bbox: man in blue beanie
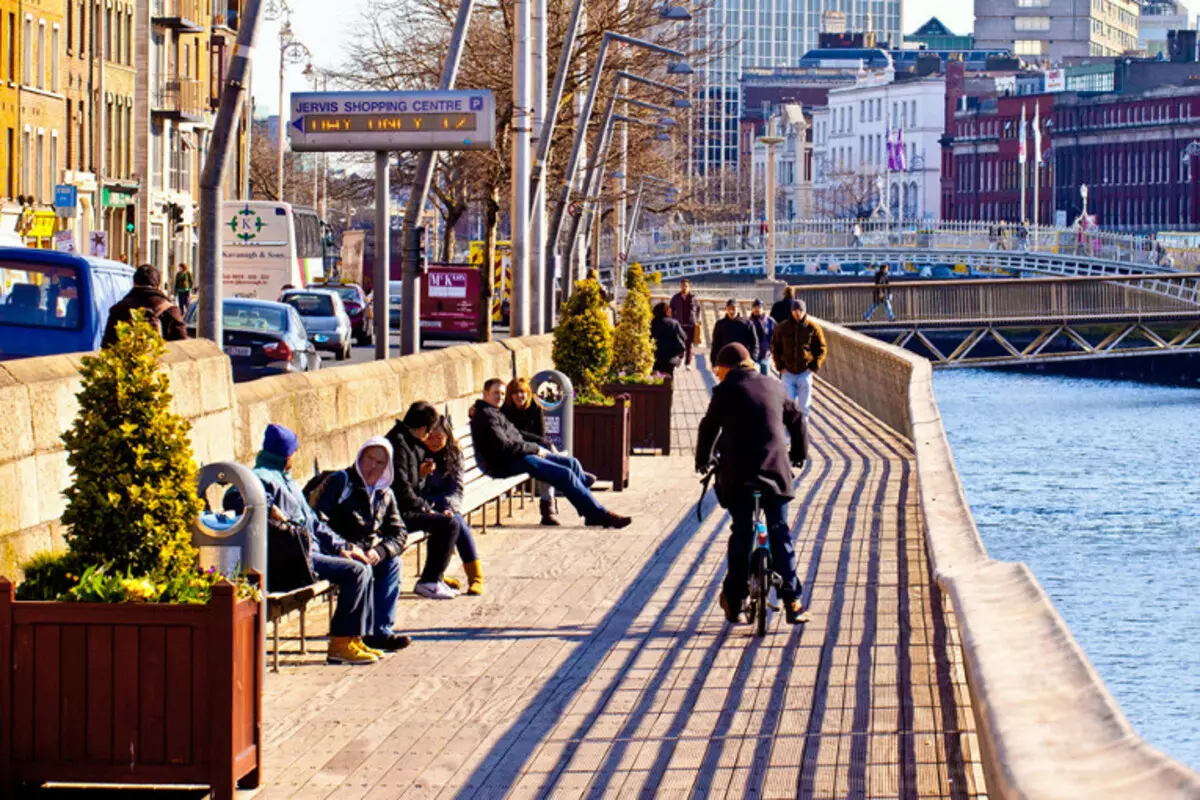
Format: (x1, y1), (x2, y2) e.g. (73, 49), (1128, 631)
(253, 423), (396, 665)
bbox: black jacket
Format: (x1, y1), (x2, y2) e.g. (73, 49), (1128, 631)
(314, 469), (407, 559)
(384, 423), (435, 516)
(695, 368), (807, 507)
(769, 297), (793, 324)
(710, 315), (759, 362)
(502, 401), (550, 447)
(651, 316), (687, 369)
(470, 399), (541, 478)
(102, 286), (188, 347)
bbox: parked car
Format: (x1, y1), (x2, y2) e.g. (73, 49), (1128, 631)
(185, 298), (320, 381)
(388, 280), (403, 328)
(280, 288), (352, 360)
(310, 281), (372, 346)
(0, 247), (135, 359)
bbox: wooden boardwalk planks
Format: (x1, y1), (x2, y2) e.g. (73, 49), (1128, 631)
(251, 355), (986, 800)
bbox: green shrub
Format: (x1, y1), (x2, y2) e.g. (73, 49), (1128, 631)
(60, 315), (204, 579)
(552, 278), (613, 404)
(14, 550), (83, 600)
(611, 263), (654, 379)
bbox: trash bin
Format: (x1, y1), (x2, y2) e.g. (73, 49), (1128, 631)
(532, 369), (575, 455)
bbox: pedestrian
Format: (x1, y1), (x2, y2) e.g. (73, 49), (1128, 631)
(102, 264), (188, 347)
(502, 377), (560, 526)
(312, 437), (413, 653)
(852, 221), (863, 248)
(863, 264), (895, 321)
(748, 299), (776, 375)
(669, 278), (701, 371)
(710, 298), (759, 362)
(758, 217), (768, 246)
(421, 417), (485, 596)
(471, 379), (631, 528)
(385, 402), (463, 600)
(770, 299), (827, 418)
(769, 285), (795, 324)
(173, 263), (193, 311)
(650, 301), (688, 377)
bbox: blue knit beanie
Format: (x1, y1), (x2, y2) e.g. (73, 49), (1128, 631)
(262, 424), (300, 458)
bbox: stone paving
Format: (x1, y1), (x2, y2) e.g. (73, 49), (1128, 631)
(251, 352), (987, 800)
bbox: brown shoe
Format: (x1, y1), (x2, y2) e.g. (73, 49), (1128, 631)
(718, 592), (741, 624)
(785, 600), (811, 625)
(586, 512), (631, 529)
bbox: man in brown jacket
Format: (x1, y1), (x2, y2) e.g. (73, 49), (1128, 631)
(101, 264), (188, 347)
(770, 299), (827, 418)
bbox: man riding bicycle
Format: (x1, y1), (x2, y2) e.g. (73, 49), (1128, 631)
(696, 342), (809, 625)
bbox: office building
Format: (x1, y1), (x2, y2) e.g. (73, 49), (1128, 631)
(975, 0), (1140, 60)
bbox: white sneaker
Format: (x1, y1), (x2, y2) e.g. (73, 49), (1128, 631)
(415, 581), (458, 600)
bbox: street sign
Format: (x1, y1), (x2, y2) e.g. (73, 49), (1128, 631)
(567, 201), (581, 218)
(287, 90), (496, 153)
(54, 184), (78, 218)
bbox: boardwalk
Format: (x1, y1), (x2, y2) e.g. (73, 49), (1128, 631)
(253, 354), (986, 799)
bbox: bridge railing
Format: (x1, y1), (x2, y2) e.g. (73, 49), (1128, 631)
(793, 273), (1200, 326)
(609, 219), (1198, 270)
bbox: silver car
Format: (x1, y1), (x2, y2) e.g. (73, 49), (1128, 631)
(280, 288), (353, 361)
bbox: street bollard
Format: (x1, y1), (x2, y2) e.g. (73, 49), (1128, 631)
(532, 369), (575, 455)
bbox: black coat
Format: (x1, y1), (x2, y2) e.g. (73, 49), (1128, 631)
(769, 297), (793, 324)
(102, 286), (188, 347)
(502, 401), (550, 447)
(651, 316), (687, 369)
(710, 315), (759, 362)
(695, 368), (807, 507)
(470, 400), (542, 478)
(384, 423), (435, 516)
(314, 468), (407, 559)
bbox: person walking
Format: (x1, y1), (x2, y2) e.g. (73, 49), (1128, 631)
(669, 278), (701, 370)
(650, 301), (687, 377)
(748, 299), (776, 375)
(696, 343), (808, 625)
(102, 264), (188, 347)
(173, 263), (193, 311)
(421, 417), (485, 596)
(769, 286), (795, 324)
(471, 379), (631, 529)
(863, 264), (895, 321)
(852, 221), (863, 248)
(502, 377), (561, 526)
(385, 402), (462, 600)
(710, 298), (759, 363)
(313, 437), (412, 652)
(770, 299), (827, 417)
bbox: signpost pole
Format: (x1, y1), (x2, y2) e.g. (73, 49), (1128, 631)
(530, 0), (547, 334)
(374, 152), (391, 360)
(510, 0), (531, 337)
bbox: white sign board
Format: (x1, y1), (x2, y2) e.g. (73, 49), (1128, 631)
(1045, 69), (1066, 93)
(54, 230), (76, 253)
(288, 90), (496, 153)
(89, 231), (108, 258)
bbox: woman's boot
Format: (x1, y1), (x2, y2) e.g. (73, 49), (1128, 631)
(540, 497), (560, 526)
(464, 560), (485, 596)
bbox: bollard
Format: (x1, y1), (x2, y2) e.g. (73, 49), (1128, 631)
(532, 369), (575, 455)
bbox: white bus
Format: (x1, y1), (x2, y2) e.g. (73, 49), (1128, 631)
(222, 201), (326, 300)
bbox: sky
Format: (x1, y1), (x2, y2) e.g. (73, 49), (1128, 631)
(250, 0), (974, 119)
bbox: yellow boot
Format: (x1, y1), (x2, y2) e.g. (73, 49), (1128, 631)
(443, 576), (463, 591)
(464, 560), (485, 596)
(327, 636), (377, 665)
(355, 637), (385, 659)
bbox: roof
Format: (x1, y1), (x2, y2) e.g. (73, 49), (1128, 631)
(912, 17), (955, 37)
(797, 48), (894, 68)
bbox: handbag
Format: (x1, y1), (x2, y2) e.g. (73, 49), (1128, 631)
(692, 324), (702, 345)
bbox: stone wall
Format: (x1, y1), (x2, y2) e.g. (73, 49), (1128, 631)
(819, 322), (1200, 799)
(0, 334), (556, 579)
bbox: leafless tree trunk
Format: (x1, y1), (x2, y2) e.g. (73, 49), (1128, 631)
(479, 185), (499, 343)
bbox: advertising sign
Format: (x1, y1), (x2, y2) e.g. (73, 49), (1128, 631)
(1045, 68), (1066, 93)
(288, 90), (496, 152)
(419, 264), (482, 340)
(53, 230), (76, 252)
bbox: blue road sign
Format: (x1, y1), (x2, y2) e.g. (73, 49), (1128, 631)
(54, 184), (78, 212)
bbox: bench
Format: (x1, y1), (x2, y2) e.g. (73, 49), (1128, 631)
(266, 424), (531, 670)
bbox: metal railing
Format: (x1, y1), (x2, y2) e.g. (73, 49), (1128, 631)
(152, 79), (206, 118)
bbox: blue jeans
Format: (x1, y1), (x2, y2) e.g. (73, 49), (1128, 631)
(864, 298), (895, 321)
(452, 511), (479, 563)
(372, 555), (402, 636)
(724, 493), (801, 608)
(522, 453), (606, 521)
(781, 370), (815, 417)
(311, 552), (372, 637)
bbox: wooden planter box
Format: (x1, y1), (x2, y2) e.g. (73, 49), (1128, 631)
(574, 398), (631, 491)
(602, 379), (673, 455)
(0, 578), (262, 800)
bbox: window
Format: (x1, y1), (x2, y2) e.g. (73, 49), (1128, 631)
(36, 132), (44, 202)
(77, 100), (85, 170)
(114, 11), (121, 64)
(66, 1), (73, 52)
(36, 21), (44, 89)
(7, 14), (14, 82)
(50, 131), (57, 188)
(51, 25), (58, 91)
(23, 17), (32, 85)
(78, 2), (86, 59)
(1015, 15), (1051, 30)
(104, 7), (111, 60)
(1014, 39), (1046, 55)
(911, 100), (917, 126)
(860, 101), (865, 122)
(0, 260), (83, 329)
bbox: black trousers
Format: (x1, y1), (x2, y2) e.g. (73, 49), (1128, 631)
(724, 492), (801, 608)
(403, 510), (460, 583)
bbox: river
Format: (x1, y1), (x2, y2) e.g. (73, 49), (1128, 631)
(934, 370), (1200, 770)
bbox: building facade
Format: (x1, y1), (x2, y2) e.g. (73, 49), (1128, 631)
(747, 103), (812, 221)
(975, 0), (1139, 60)
(1137, 0), (1190, 57)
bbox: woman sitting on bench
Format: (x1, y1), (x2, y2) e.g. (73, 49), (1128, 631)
(421, 416), (484, 596)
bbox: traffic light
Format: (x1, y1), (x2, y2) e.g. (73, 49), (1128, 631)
(125, 219), (136, 235)
(408, 225), (428, 277)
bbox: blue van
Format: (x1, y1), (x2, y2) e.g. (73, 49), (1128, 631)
(0, 247), (136, 359)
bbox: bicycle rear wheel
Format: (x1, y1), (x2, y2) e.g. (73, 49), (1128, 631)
(753, 550), (769, 637)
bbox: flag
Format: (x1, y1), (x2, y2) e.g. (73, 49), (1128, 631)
(1033, 104), (1042, 165)
(886, 129), (896, 171)
(1018, 105), (1027, 165)
(895, 128), (906, 171)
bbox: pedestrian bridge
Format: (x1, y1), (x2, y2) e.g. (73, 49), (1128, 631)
(0, 333), (1197, 797)
(601, 220), (1191, 281)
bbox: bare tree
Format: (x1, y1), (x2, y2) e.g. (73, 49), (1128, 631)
(818, 169), (886, 220)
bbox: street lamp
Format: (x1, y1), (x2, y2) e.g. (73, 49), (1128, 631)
(1080, 183), (1089, 217)
(659, 2), (693, 19)
(276, 15), (310, 202)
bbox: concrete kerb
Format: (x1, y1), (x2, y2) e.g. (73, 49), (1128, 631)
(817, 320), (1200, 799)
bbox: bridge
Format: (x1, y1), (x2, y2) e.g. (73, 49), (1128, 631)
(1, 331), (1197, 798)
(672, 273), (1200, 368)
(599, 220), (1194, 281)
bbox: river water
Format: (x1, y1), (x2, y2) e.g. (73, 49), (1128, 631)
(934, 370), (1200, 770)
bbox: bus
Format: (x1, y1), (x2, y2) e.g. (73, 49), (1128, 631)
(221, 201), (326, 300)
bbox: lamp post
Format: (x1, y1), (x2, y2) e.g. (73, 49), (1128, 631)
(276, 15), (309, 202)
(759, 128), (784, 283)
(302, 63), (327, 216)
